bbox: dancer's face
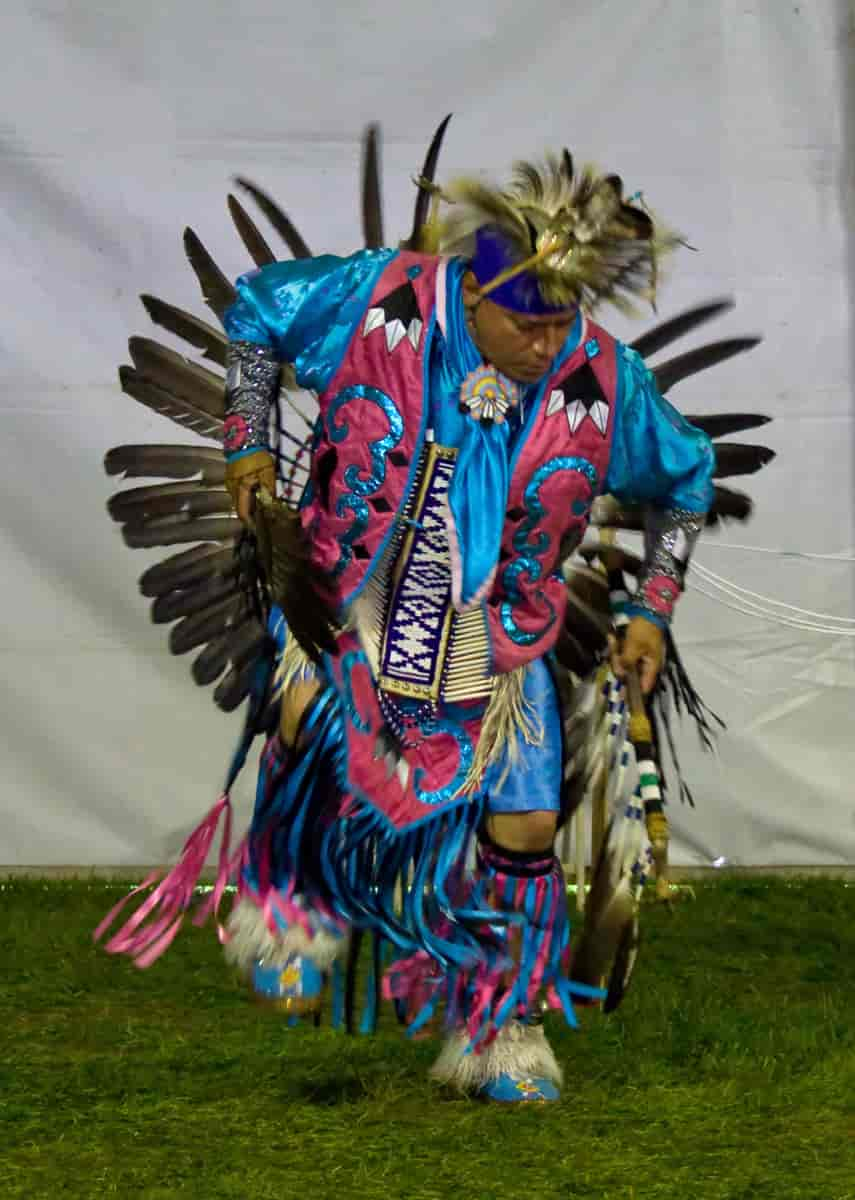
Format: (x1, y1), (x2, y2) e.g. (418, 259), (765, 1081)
(462, 271), (577, 385)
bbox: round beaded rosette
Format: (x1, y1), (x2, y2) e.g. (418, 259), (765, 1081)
(459, 364), (519, 426)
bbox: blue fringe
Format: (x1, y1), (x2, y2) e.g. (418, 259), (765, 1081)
(243, 682), (499, 981)
(242, 681), (605, 1042)
(330, 959), (345, 1031)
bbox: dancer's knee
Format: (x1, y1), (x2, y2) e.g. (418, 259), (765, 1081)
(485, 810), (558, 853)
(279, 678), (321, 748)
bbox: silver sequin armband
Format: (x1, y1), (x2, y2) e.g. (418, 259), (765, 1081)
(633, 507), (705, 624)
(223, 340), (280, 459)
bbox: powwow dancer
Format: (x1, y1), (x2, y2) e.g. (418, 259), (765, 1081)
(97, 119), (774, 1103)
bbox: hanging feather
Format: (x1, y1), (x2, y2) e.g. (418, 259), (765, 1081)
(139, 544), (236, 599)
(192, 619), (266, 687)
(109, 482), (233, 524)
(629, 299), (733, 359)
(649, 627), (726, 807)
(361, 124), (384, 249)
(406, 113), (453, 252)
(563, 694), (594, 761)
(569, 815), (640, 1003)
(105, 444), (226, 484)
(712, 443), (775, 479)
(183, 227), (236, 320)
(121, 515), (241, 550)
(169, 594), (250, 656)
(151, 574), (242, 625)
(128, 338), (225, 420)
(140, 295), (228, 367)
(234, 177), (312, 260)
(227, 193), (277, 267)
(653, 337), (761, 395)
(213, 657), (258, 712)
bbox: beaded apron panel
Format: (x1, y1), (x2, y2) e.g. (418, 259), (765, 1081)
(350, 433), (493, 714)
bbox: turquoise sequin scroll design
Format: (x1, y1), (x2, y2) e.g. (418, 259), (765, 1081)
(340, 649), (372, 734)
(500, 456), (599, 646)
(413, 717), (475, 806)
(326, 385), (405, 578)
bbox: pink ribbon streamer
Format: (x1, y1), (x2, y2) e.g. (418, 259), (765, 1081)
(93, 793), (233, 968)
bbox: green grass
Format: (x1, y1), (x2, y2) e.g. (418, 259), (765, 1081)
(1, 878), (854, 1200)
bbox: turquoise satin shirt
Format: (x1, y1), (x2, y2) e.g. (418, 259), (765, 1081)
(224, 250), (715, 622)
(223, 249), (715, 513)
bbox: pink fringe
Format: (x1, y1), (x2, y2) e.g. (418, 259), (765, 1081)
(93, 793), (234, 968)
(382, 951), (444, 1039)
(384, 856), (569, 1049)
(236, 834), (344, 946)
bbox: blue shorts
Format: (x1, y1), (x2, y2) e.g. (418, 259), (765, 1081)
(269, 605), (562, 815)
(481, 657), (563, 814)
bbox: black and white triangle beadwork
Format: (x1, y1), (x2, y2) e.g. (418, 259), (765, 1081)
(546, 361), (610, 436)
(363, 280), (423, 353)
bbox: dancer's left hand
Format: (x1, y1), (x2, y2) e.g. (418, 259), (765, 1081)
(610, 617), (665, 695)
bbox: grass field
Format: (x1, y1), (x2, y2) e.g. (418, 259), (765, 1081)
(1, 877), (853, 1200)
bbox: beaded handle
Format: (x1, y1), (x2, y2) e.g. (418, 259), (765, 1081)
(625, 668), (670, 897)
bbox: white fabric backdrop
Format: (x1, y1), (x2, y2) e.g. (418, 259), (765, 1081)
(1, 0), (852, 867)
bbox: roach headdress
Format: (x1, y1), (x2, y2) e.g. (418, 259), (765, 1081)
(437, 152), (682, 315)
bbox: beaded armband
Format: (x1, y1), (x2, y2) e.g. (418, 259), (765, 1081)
(223, 340), (280, 461)
(631, 507), (705, 625)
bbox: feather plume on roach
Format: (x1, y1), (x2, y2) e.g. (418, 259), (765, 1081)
(437, 153), (684, 314)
